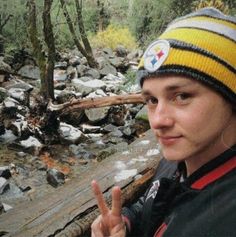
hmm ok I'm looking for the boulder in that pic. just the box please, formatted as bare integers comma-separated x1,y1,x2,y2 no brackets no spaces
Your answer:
18,65,40,80
54,69,67,81
0,177,10,194
58,122,87,144
0,87,8,103
46,168,65,188
85,107,110,123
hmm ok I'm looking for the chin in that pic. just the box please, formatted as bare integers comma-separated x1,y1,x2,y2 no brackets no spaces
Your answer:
161,147,187,162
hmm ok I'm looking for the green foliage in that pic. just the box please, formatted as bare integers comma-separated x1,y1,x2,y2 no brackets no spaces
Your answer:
91,24,137,50
1,0,236,55
129,0,198,47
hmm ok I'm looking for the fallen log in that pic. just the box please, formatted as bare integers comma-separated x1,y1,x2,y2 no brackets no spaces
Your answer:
47,93,144,114
0,130,162,237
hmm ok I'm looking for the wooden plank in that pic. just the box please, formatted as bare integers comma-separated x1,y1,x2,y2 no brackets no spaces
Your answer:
0,130,162,237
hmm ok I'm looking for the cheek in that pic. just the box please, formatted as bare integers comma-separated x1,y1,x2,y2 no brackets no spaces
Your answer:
147,108,154,126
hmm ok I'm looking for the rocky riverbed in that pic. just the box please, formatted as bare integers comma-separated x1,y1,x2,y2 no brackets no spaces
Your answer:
0,46,150,214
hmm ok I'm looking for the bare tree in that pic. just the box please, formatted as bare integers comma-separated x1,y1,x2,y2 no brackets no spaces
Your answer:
43,0,56,100
60,0,98,68
27,0,55,100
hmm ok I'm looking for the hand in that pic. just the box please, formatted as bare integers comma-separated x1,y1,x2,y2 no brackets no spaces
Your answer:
91,180,126,237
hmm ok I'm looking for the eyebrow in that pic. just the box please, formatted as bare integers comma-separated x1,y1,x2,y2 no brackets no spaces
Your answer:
142,81,197,95
165,81,196,91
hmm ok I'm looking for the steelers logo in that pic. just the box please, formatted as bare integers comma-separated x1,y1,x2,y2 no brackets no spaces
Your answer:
143,40,170,73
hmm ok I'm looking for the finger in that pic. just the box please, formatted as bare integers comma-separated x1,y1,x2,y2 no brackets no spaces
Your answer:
111,186,122,216
91,216,104,237
110,223,126,237
91,180,109,216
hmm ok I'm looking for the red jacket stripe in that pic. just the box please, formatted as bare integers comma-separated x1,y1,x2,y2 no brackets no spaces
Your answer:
191,156,236,190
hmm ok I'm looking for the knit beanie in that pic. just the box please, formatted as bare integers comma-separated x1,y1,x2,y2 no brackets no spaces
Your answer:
137,7,236,104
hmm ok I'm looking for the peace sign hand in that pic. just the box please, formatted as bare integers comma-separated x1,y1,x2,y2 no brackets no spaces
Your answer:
91,180,126,237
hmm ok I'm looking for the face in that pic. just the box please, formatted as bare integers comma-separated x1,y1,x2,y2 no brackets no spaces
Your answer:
142,76,236,174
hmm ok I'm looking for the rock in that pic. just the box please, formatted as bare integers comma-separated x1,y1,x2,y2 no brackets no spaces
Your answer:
84,68,101,79
46,168,65,188
0,57,12,74
102,73,125,83
72,79,106,96
0,202,13,214
66,65,77,80
60,109,84,127
0,177,10,194
8,88,29,105
0,122,5,135
128,104,144,117
58,122,87,144
54,82,66,90
0,167,11,179
107,105,130,126
55,90,76,104
109,57,124,68
0,87,8,103
97,142,128,161
103,124,119,133
80,57,88,65
9,119,30,137
2,97,20,118
0,202,4,215
109,129,123,138
99,62,117,76
115,45,127,57
69,56,81,67
120,123,136,137
127,49,143,61
19,136,43,154
69,144,96,159
18,65,40,80
80,124,101,133
1,203,13,212
103,48,114,58
86,89,107,98
5,81,34,92
54,69,67,81
135,106,148,121
0,129,17,144
76,64,88,77
85,107,110,123
55,61,68,69
16,151,27,158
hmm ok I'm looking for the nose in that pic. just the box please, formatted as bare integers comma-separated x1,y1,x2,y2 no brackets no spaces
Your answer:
148,102,174,130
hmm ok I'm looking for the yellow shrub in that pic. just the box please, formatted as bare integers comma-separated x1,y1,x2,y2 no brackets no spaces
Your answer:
91,25,137,50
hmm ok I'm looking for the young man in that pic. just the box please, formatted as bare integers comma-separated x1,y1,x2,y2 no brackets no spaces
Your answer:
91,7,236,237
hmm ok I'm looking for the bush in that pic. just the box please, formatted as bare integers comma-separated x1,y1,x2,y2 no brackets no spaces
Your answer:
91,24,137,50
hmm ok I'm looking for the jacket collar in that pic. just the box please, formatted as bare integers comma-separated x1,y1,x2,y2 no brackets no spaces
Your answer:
178,145,236,190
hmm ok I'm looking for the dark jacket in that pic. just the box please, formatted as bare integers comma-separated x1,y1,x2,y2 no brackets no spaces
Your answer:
122,145,236,237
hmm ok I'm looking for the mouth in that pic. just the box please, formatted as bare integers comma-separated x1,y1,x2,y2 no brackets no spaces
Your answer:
157,135,182,146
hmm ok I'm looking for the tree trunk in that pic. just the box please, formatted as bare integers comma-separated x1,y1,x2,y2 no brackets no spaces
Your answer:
43,0,55,100
60,0,98,68
27,0,47,98
97,0,104,31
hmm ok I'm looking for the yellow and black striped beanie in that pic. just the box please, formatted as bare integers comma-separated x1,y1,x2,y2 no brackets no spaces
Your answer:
137,7,236,104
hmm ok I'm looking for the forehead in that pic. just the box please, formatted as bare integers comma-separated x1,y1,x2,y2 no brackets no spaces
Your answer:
142,75,201,92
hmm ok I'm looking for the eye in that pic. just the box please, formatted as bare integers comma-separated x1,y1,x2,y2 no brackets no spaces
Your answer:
145,96,158,105
175,93,191,103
